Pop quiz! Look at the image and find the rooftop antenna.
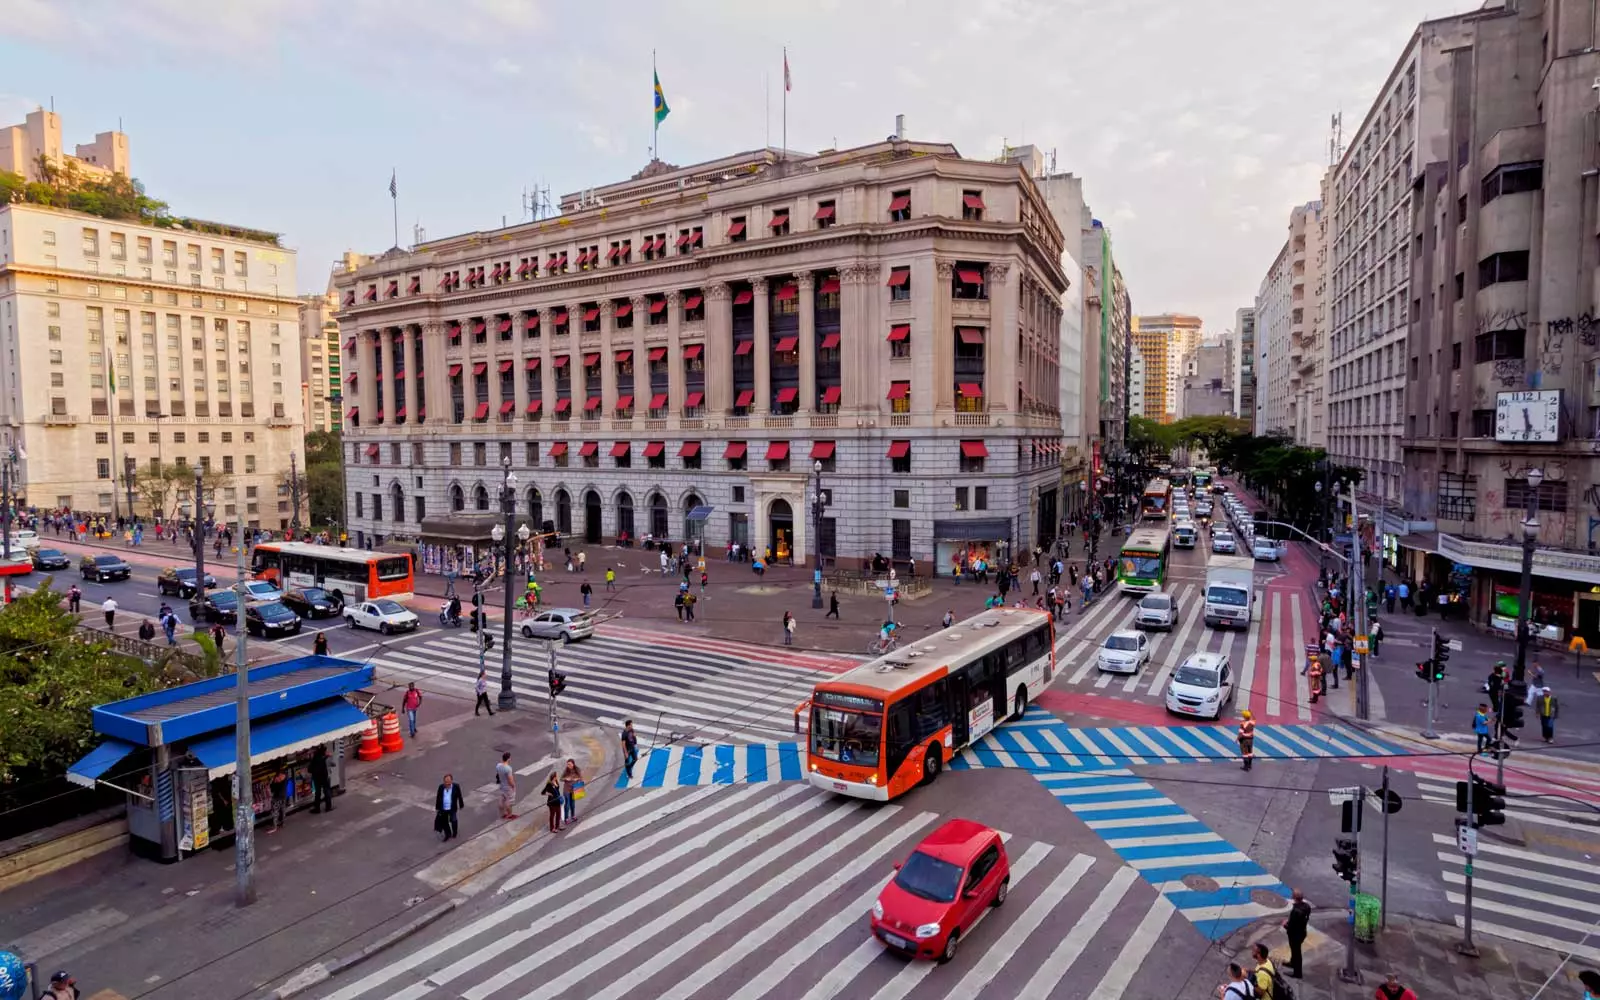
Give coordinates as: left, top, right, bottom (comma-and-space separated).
412, 222, 426, 246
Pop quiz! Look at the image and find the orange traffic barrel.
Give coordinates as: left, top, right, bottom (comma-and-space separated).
355, 719, 383, 761
379, 711, 404, 753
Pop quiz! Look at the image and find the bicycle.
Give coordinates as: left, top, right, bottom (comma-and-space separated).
867, 635, 901, 655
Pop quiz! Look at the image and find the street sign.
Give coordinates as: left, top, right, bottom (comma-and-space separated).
1355, 636, 1369, 654
1327, 785, 1361, 805
1457, 823, 1478, 856
1369, 788, 1403, 814
1448, 639, 1464, 652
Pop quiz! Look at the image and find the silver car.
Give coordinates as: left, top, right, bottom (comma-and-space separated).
520, 607, 596, 644
1134, 592, 1178, 630
1212, 531, 1237, 554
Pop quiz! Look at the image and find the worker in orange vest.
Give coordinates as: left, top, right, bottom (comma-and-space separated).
1238, 709, 1256, 771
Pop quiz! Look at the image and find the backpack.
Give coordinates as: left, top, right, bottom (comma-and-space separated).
1261, 962, 1295, 1000
1223, 983, 1254, 1000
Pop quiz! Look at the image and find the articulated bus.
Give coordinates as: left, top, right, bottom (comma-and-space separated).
804, 608, 1055, 801
1140, 478, 1173, 520
250, 542, 414, 603
1118, 527, 1172, 593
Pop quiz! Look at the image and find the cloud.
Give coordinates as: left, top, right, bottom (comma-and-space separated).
1146, 149, 1175, 168
491, 57, 522, 78
1231, 155, 1264, 180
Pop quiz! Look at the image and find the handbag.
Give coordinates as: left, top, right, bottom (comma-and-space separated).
572, 779, 586, 801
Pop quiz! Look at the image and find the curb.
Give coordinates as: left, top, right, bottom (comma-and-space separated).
266, 897, 461, 999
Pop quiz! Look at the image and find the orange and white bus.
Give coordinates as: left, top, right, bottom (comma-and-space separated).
804, 608, 1055, 801
250, 542, 414, 603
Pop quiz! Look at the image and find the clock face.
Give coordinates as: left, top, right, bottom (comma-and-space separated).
1495, 391, 1560, 443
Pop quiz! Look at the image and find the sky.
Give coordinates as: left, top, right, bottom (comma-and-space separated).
2, 0, 1453, 337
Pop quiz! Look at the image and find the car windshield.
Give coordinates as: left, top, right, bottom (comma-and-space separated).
1140, 596, 1172, 611
260, 603, 295, 620
1206, 586, 1249, 607
1174, 665, 1220, 688
893, 850, 964, 904
174, 568, 195, 580
1105, 635, 1140, 651
94, 556, 122, 565
373, 599, 406, 615
301, 588, 328, 601
37, 549, 62, 558
213, 591, 238, 607
809, 707, 881, 767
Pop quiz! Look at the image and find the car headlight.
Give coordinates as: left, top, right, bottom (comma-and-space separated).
873, 901, 884, 919
1203, 692, 1219, 703
915, 922, 942, 939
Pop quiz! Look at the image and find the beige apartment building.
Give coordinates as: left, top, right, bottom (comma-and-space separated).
0, 108, 128, 183
333, 140, 1070, 567
298, 289, 341, 433
0, 203, 306, 525
1255, 202, 1325, 445
1132, 313, 1201, 424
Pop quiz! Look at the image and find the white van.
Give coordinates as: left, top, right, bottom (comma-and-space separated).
1173, 524, 1198, 549
1165, 651, 1235, 720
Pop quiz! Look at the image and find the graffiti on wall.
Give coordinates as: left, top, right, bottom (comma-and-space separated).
1546, 313, 1598, 348
1539, 320, 1565, 376
1477, 309, 1528, 335
1492, 358, 1525, 388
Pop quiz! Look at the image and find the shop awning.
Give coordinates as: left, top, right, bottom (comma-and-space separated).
499, 360, 514, 373
448, 363, 462, 377
888, 194, 911, 212
615, 394, 634, 410
66, 737, 143, 789
583, 307, 600, 323
727, 221, 746, 238
961, 440, 989, 459
500, 400, 515, 414
887, 382, 910, 400
473, 362, 487, 375
774, 285, 797, 302
185, 699, 373, 779
473, 402, 490, 420
553, 355, 570, 368
525, 357, 540, 370
649, 298, 667, 315
683, 294, 702, 310
957, 382, 984, 398
498, 319, 512, 333
814, 204, 835, 221
584, 396, 601, 411
683, 344, 703, 360
526, 399, 542, 415
684, 391, 704, 407
554, 398, 571, 413
734, 341, 753, 356
649, 393, 668, 409
735, 389, 755, 407
886, 440, 911, 459
963, 193, 986, 210
579, 442, 599, 457
584, 353, 601, 366
887, 268, 910, 288
819, 277, 840, 295
733, 290, 753, 306
811, 441, 836, 460
820, 385, 841, 404
775, 387, 798, 404
819, 332, 841, 350
615, 349, 632, 363
887, 324, 910, 342
957, 269, 985, 285
769, 211, 790, 229
553, 309, 569, 325
766, 442, 790, 461
525, 313, 540, 330
679, 441, 701, 457
550, 442, 568, 456
724, 442, 747, 459
615, 302, 632, 319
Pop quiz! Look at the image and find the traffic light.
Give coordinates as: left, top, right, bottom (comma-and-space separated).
1502, 679, 1528, 737
1471, 774, 1506, 827
1416, 660, 1432, 681
1455, 780, 1470, 813
1332, 836, 1359, 883
548, 668, 567, 699
1431, 629, 1449, 679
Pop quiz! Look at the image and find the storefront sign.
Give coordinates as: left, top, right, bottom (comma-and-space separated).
1488, 614, 1565, 642
1437, 534, 1600, 585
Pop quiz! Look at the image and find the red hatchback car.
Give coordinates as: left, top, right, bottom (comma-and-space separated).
870, 818, 1010, 963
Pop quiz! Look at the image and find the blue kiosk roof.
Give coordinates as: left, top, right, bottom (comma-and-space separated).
185, 698, 371, 778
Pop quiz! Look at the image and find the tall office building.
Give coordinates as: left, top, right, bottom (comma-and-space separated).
1132, 313, 1202, 424
297, 289, 340, 433
1234, 306, 1257, 426
1255, 202, 1324, 443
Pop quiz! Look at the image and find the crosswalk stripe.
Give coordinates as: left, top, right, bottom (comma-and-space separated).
1021, 865, 1140, 996
1441, 871, 1591, 914
1090, 894, 1177, 998
1443, 890, 1600, 936
937, 853, 1096, 999
1452, 917, 1600, 964
1430, 832, 1600, 874
1435, 853, 1600, 895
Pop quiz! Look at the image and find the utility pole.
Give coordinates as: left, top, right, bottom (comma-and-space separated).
1341, 786, 1364, 984
192, 468, 208, 623
289, 451, 303, 536
232, 517, 256, 906
547, 642, 564, 757
1347, 481, 1370, 721
1458, 771, 1478, 956
124, 454, 137, 524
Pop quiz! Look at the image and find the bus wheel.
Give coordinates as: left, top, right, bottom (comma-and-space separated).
1012, 688, 1028, 721
921, 746, 942, 786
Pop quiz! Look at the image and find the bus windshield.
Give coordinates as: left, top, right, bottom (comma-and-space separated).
1121, 554, 1163, 579
810, 707, 882, 767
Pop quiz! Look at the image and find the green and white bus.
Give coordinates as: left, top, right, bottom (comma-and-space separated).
1118, 527, 1172, 593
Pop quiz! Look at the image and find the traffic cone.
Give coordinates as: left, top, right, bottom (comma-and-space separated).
379, 712, 404, 753
355, 719, 383, 761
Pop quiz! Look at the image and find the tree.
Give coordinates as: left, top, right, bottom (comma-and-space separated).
135, 463, 188, 522
1127, 415, 1179, 463
304, 429, 342, 467
198, 465, 232, 502
306, 462, 344, 528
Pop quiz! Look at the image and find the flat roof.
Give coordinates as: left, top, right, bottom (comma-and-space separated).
820, 608, 1051, 694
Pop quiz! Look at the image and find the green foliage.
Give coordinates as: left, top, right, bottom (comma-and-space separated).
301, 429, 344, 528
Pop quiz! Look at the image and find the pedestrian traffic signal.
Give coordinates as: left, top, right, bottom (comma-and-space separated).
1432, 629, 1449, 677
1502, 679, 1528, 736
1455, 780, 1470, 813
548, 668, 567, 698
1416, 660, 1432, 681
1471, 774, 1506, 827
1332, 836, 1359, 883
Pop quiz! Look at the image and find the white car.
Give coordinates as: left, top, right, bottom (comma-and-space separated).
1212, 532, 1237, 554
8, 529, 39, 550
240, 580, 284, 603
1252, 538, 1280, 561
1165, 651, 1235, 719
1097, 630, 1151, 674
345, 598, 420, 634
1134, 593, 1178, 630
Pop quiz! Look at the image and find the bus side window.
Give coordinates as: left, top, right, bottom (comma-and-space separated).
886, 704, 915, 775
913, 679, 950, 742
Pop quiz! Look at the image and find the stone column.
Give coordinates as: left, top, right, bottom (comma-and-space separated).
797, 273, 816, 412
599, 301, 617, 414
665, 291, 685, 414
357, 330, 378, 422
404, 326, 421, 422
838, 262, 877, 417
934, 259, 955, 411
631, 295, 649, 412
988, 263, 1012, 413
752, 277, 771, 415
420, 322, 448, 422
703, 283, 730, 411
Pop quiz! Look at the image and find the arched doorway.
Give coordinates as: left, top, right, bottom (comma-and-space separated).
583, 489, 602, 544
390, 484, 405, 524
617, 491, 635, 541
768, 498, 794, 563
473, 484, 489, 511
649, 491, 668, 538
682, 492, 703, 551
449, 485, 465, 512
555, 489, 572, 536
527, 488, 544, 532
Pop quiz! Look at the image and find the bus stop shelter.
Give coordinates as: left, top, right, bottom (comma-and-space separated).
65, 655, 376, 862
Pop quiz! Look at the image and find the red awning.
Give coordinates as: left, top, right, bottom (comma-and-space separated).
887, 269, 910, 287
886, 440, 911, 459
724, 442, 747, 459
649, 393, 668, 408
345, 372, 357, 383
814, 205, 835, 221
957, 269, 985, 285
553, 309, 569, 325
584, 396, 601, 411
673, 232, 689, 247
549, 442, 568, 456
684, 391, 704, 407
472, 320, 486, 333
408, 277, 421, 292
609, 442, 630, 458
735, 389, 754, 407
582, 307, 600, 323
553, 355, 569, 368
958, 327, 985, 345
733, 290, 753, 305
473, 402, 489, 420
734, 340, 753, 356
811, 441, 835, 459
818, 277, 840, 294
766, 442, 790, 461
498, 319, 512, 333
387, 280, 398, 294
726, 221, 746, 238
679, 441, 700, 458
525, 357, 540, 370
819, 332, 840, 350
888, 194, 911, 212
683, 294, 702, 310
374, 410, 384, 422
683, 344, 703, 359
960, 440, 988, 458
649, 298, 666, 315
448, 324, 462, 339
347, 407, 358, 419
525, 313, 540, 329
448, 363, 462, 376
365, 444, 379, 458
616, 394, 634, 410
820, 385, 841, 404
344, 337, 355, 351
526, 399, 542, 414
546, 256, 560, 270
887, 324, 910, 342
500, 400, 515, 414
957, 382, 984, 398
606, 246, 621, 262
583, 353, 600, 366
579, 442, 598, 457
558, 253, 568, 268
395, 406, 406, 418
774, 284, 797, 302
472, 362, 487, 375
963, 193, 986, 210
555, 398, 571, 412
775, 387, 798, 404
517, 263, 532, 278
653, 235, 668, 252
394, 369, 407, 379
769, 212, 789, 228
615, 302, 632, 319
499, 360, 514, 372
886, 382, 910, 400
575, 250, 591, 267
615, 349, 632, 363
648, 347, 666, 362
643, 441, 665, 458
774, 336, 798, 352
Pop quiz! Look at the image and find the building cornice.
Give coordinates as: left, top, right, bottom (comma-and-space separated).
0, 262, 305, 308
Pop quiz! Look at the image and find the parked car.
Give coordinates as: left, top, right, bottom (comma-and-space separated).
1165, 651, 1236, 720
345, 599, 419, 634
80, 553, 132, 582
870, 818, 1009, 964
1211, 531, 1237, 554
1252, 538, 1281, 562
1134, 592, 1178, 631
1097, 629, 1152, 674
157, 566, 218, 597
245, 601, 302, 638
190, 589, 240, 624
519, 607, 596, 644
280, 586, 343, 619
30, 547, 71, 571
239, 580, 284, 604
9, 529, 39, 550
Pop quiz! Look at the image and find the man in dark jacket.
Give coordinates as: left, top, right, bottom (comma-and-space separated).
1282, 887, 1312, 977
435, 773, 461, 840
308, 745, 333, 814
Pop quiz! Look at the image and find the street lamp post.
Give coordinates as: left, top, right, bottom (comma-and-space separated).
288, 451, 303, 536
191, 468, 211, 623
810, 460, 826, 609
124, 455, 137, 523
1497, 467, 1543, 785
491, 460, 525, 710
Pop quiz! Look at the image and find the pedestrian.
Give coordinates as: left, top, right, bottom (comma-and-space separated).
434, 773, 460, 840
605, 566, 617, 592
1308, 657, 1324, 704
268, 765, 290, 833
1473, 703, 1492, 754
1580, 970, 1600, 1000
312, 630, 329, 656
102, 596, 117, 629
674, 590, 685, 621
66, 584, 81, 612
543, 771, 563, 832
1282, 888, 1310, 977
1219, 963, 1252, 1000
577, 550, 586, 573
1237, 709, 1256, 771
210, 621, 227, 653
700, 569, 708, 597
1030, 567, 1041, 596
579, 581, 592, 607
783, 610, 795, 645
1384, 583, 1397, 614
621, 719, 639, 779
1374, 972, 1419, 1000
683, 591, 697, 622
475, 668, 495, 716
309, 744, 334, 813
401, 682, 422, 738
1398, 580, 1411, 612
561, 758, 584, 824
826, 592, 840, 619
1369, 618, 1383, 658
1530, 661, 1546, 688
495, 751, 517, 819
137, 618, 156, 641
1537, 686, 1559, 742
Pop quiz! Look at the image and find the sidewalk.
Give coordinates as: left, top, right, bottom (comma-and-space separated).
0, 682, 616, 1000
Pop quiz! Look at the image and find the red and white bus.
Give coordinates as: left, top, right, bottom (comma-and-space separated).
250, 542, 414, 603
804, 608, 1055, 801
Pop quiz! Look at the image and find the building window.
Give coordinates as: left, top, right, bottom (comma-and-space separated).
682, 444, 701, 471
952, 264, 987, 300
769, 208, 791, 237
727, 216, 747, 243
1453, 273, 1464, 301
961, 189, 985, 221
888, 267, 911, 301
1481, 162, 1543, 205
959, 441, 986, 473
888, 381, 910, 414
96, 458, 111, 479
1451, 343, 1462, 370
974, 486, 988, 511
888, 190, 911, 222
474, 442, 487, 466
954, 486, 968, 511
1473, 329, 1525, 364
1477, 251, 1530, 287
887, 324, 910, 359
814, 200, 836, 229
1504, 477, 1568, 514
893, 489, 910, 508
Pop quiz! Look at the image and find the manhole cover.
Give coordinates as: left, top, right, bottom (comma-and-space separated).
1182, 874, 1219, 893
1252, 888, 1290, 908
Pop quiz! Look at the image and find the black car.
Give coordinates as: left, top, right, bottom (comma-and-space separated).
245, 601, 302, 638
190, 589, 239, 624
80, 553, 132, 582
31, 547, 70, 570
280, 586, 343, 620
157, 566, 218, 597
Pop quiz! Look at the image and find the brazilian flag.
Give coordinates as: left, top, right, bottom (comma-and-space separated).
653, 70, 670, 125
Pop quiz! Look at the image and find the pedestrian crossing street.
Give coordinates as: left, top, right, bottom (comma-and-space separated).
1049, 580, 1320, 723
366, 626, 856, 745
1433, 832, 1600, 964
313, 784, 1203, 1000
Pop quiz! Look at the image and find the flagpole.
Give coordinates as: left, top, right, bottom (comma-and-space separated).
652, 49, 659, 161
781, 47, 788, 160
764, 73, 770, 148
391, 169, 399, 249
